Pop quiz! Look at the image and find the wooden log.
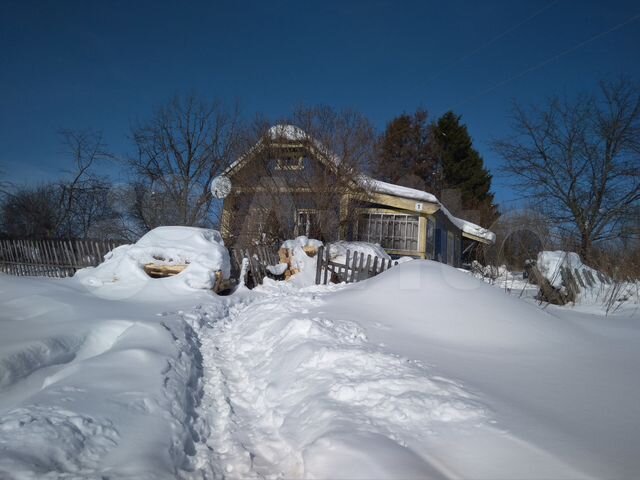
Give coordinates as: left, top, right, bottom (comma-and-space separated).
144, 263, 188, 278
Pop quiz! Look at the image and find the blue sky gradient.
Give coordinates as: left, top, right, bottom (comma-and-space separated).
1, 0, 639, 207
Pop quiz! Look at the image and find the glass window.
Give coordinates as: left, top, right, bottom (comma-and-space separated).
296, 210, 317, 236
356, 212, 420, 252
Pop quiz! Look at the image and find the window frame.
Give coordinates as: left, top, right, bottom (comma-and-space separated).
294, 208, 318, 237
355, 208, 422, 256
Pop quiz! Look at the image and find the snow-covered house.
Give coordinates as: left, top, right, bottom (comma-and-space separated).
220, 125, 495, 266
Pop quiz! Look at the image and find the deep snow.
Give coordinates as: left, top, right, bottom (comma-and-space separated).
1, 259, 639, 478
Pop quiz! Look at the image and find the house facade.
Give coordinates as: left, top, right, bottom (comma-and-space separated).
220, 125, 495, 267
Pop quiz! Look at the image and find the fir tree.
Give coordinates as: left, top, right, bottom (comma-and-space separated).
433, 111, 499, 226
373, 109, 438, 192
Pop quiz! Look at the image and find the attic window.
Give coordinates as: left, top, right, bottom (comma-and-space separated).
275, 153, 304, 170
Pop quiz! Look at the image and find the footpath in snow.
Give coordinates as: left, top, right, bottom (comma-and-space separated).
1, 256, 640, 478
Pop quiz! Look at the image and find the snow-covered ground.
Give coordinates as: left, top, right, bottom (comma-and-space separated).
1, 258, 639, 478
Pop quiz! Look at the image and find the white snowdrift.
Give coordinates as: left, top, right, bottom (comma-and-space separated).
75, 226, 230, 294
536, 251, 639, 307
0, 276, 221, 479
280, 235, 323, 250
328, 240, 390, 265
325, 260, 640, 478
199, 279, 488, 478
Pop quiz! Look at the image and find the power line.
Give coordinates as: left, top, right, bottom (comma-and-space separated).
425, 0, 559, 84
454, 12, 640, 108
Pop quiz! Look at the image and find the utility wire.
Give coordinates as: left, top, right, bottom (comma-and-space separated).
454, 11, 640, 108
425, 0, 559, 84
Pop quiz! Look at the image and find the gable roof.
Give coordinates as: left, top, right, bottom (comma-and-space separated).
223, 124, 341, 179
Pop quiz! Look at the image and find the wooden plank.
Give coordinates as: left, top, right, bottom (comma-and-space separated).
356, 252, 365, 282
44, 240, 56, 277
144, 263, 187, 277
343, 250, 351, 283
372, 256, 379, 276
45, 240, 60, 277
76, 240, 87, 267
349, 251, 358, 283
363, 254, 372, 281
323, 244, 330, 285
17, 240, 27, 276
315, 245, 324, 285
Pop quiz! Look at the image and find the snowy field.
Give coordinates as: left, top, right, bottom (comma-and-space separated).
1, 258, 640, 478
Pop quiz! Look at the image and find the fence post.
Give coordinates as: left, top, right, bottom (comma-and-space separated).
315, 245, 324, 285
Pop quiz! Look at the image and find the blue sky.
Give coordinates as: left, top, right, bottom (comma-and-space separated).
1, 0, 639, 207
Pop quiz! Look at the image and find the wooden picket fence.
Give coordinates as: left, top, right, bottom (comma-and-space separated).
0, 238, 125, 278
229, 245, 281, 288
315, 244, 395, 285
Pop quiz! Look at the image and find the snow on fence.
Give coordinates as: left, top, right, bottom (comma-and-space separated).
314, 244, 395, 285
0, 238, 125, 278
229, 245, 280, 287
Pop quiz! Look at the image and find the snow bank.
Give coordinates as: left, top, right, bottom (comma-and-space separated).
0, 275, 220, 479
200, 280, 488, 477
288, 245, 319, 287
328, 241, 390, 265
280, 235, 323, 250
537, 251, 589, 289
75, 226, 230, 293
535, 250, 637, 306
324, 260, 640, 478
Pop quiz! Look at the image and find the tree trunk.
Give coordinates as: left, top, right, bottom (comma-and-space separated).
580, 234, 592, 262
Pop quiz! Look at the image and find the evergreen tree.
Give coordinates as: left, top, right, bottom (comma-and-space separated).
373, 109, 438, 192
433, 111, 499, 226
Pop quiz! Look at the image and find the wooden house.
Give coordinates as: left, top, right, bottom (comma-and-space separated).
220, 125, 495, 267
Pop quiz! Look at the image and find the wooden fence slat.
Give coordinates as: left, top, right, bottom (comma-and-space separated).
348, 251, 357, 283
17, 240, 26, 276
356, 252, 365, 282
363, 254, 372, 281
315, 245, 324, 285
344, 250, 351, 283
323, 244, 330, 285
372, 256, 379, 276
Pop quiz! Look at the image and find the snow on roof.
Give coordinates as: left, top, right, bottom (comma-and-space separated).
363, 177, 438, 203
439, 202, 496, 243
363, 175, 496, 243
267, 124, 308, 141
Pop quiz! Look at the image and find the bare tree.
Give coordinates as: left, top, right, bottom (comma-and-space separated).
1, 184, 61, 238
57, 129, 116, 238
494, 78, 640, 261
128, 94, 242, 230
